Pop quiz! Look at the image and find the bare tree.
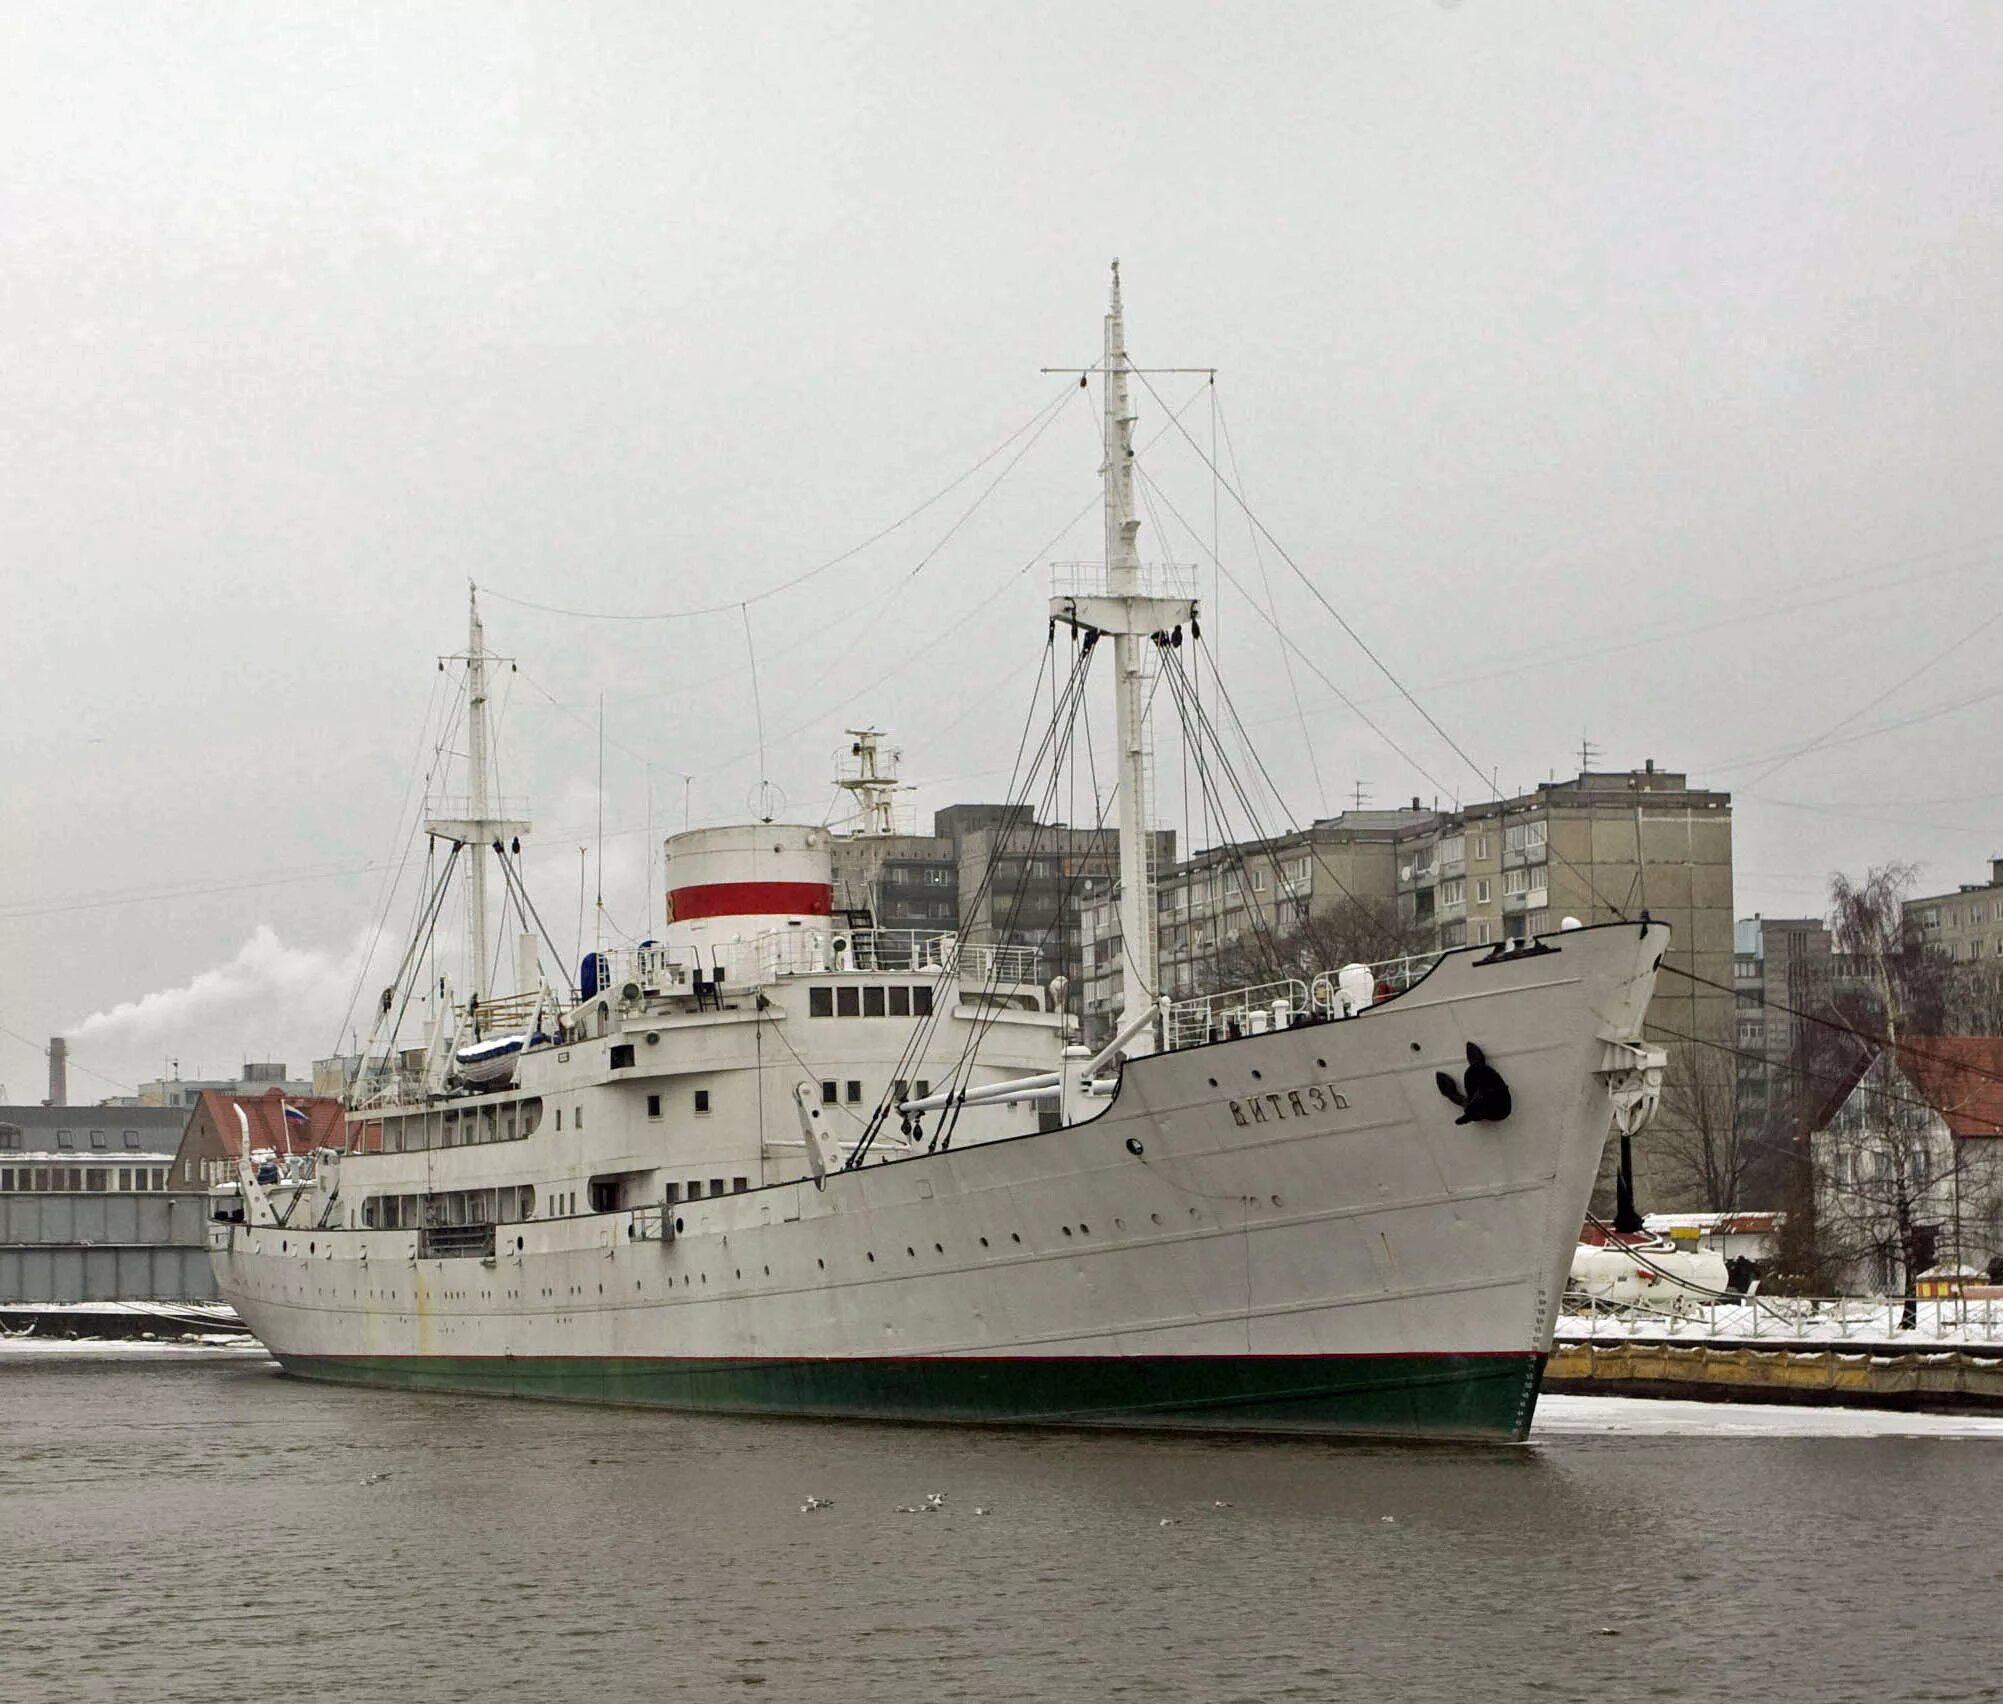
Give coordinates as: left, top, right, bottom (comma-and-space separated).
1651, 1045, 1760, 1212
1814, 865, 1953, 1321
1198, 898, 1426, 997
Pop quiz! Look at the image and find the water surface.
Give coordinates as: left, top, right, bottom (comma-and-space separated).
6, 1350, 2000, 1704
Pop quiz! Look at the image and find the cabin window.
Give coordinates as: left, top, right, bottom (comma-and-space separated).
646, 1094, 662, 1119
863, 987, 886, 1017
709, 1178, 725, 1198
575, 1106, 584, 1129
809, 987, 834, 1017
555, 1110, 562, 1132
913, 987, 934, 1017
846, 1081, 863, 1103
694, 1090, 710, 1114
521, 1098, 543, 1136
610, 1043, 635, 1070
664, 1182, 681, 1203
732, 1177, 748, 1193
820, 1081, 838, 1106
916, 1080, 930, 1098
836, 986, 860, 1017
687, 1180, 704, 1200
889, 987, 910, 1017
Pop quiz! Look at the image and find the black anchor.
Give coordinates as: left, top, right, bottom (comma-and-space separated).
1436, 1041, 1512, 1126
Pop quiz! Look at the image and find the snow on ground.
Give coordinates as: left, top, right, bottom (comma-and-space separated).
1535, 1393, 2003, 1439
0, 1336, 266, 1360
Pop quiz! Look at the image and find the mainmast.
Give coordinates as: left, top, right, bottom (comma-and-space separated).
1051, 263, 1196, 1055
428, 585, 530, 1008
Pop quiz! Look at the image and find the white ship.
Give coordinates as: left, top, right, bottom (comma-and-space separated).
210, 271, 1669, 1439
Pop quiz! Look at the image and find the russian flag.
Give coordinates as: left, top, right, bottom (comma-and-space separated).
282, 1102, 308, 1124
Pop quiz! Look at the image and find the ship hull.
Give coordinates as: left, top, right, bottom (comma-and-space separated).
269, 1349, 1543, 1439
215, 923, 1666, 1442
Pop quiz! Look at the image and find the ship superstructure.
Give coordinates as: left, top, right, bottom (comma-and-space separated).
210, 271, 1668, 1439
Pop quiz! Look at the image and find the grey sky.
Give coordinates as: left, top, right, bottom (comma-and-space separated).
4, 3, 2001, 1097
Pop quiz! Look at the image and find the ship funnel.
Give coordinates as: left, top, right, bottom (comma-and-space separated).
663, 824, 834, 952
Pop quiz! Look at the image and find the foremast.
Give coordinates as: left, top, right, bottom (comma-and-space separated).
427, 585, 531, 1008
1051, 262, 1195, 1055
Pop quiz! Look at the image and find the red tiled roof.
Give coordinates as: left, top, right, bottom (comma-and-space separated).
1896, 1038, 2003, 1139
195, 1088, 345, 1156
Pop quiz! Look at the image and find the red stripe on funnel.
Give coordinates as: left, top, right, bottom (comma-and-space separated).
668, 881, 832, 922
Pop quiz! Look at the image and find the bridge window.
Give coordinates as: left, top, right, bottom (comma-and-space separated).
610, 1043, 635, 1070
846, 1081, 862, 1103
836, 986, 860, 1017
889, 987, 911, 1017
913, 987, 934, 1017
694, 1090, 710, 1114
820, 1081, 838, 1106
646, 1094, 662, 1119
732, 1177, 748, 1193
863, 987, 886, 1017
809, 987, 834, 1017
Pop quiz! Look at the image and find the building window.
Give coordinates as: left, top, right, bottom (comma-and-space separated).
1438, 879, 1465, 907
89, 1130, 106, 1149
836, 986, 860, 1017
124, 1132, 139, 1149
57, 1130, 74, 1150
863, 986, 886, 1017
117, 1168, 130, 1190
1471, 836, 1489, 861
809, 987, 834, 1017
694, 1090, 710, 1114
1473, 921, 1491, 945
646, 1094, 662, 1119
1475, 879, 1491, 905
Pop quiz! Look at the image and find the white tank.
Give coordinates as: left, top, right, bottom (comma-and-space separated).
1335, 963, 1374, 1017
1569, 1239, 1729, 1312
663, 824, 834, 952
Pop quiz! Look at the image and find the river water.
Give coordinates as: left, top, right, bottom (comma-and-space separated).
6, 1347, 2002, 1704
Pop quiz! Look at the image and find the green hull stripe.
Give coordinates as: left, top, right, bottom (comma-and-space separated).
273, 1351, 1548, 1441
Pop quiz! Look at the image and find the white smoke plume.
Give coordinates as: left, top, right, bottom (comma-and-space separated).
67, 925, 374, 1083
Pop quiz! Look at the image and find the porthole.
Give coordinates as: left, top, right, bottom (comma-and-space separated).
1061, 1226, 1073, 1237
867, 1252, 876, 1262
1316, 1058, 1327, 1069
1409, 1042, 1422, 1053
1125, 1137, 1144, 1156
979, 1237, 989, 1248
933, 1242, 943, 1254
1114, 1217, 1125, 1230
1207, 1077, 1218, 1088
1079, 1223, 1090, 1234
1271, 1194, 1283, 1207
907, 1247, 916, 1258
763, 1265, 770, 1276
1250, 1069, 1262, 1081
1010, 1233, 1021, 1244
817, 1258, 825, 1270
735, 1268, 741, 1279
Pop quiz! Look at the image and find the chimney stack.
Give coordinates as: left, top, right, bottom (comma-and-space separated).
47, 1036, 67, 1107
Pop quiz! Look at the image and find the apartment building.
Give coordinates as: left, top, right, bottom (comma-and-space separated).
1907, 859, 2003, 966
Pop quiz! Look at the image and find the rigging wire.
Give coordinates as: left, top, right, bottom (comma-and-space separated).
1213, 389, 1327, 816
481, 380, 1082, 624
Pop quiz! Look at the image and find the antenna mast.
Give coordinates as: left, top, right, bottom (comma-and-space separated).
838, 728, 905, 836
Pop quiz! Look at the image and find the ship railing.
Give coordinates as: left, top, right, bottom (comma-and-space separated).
1556, 1290, 2003, 1346
1165, 979, 1311, 1050
754, 928, 1039, 986
1049, 561, 1199, 601
346, 1060, 433, 1113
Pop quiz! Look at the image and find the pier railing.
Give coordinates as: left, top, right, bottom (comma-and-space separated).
1556, 1291, 2003, 1348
